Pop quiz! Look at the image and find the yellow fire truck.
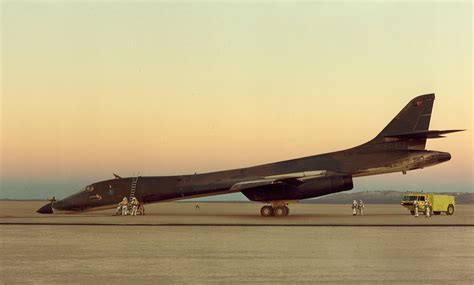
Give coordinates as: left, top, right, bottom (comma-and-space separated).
401, 193, 455, 215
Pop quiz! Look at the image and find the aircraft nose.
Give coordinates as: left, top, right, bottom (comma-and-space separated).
37, 203, 53, 214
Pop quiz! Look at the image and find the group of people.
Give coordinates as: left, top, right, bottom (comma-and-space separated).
413, 199, 431, 218
352, 200, 365, 215
115, 197, 145, 216
350, 198, 432, 218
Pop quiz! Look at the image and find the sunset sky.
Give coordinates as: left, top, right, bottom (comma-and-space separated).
1, 2, 472, 199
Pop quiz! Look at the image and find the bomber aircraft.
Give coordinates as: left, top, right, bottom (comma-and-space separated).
38, 94, 463, 217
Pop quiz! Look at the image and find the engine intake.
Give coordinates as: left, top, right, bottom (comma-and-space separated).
241, 175, 353, 202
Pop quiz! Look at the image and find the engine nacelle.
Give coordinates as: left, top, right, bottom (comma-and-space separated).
241, 175, 353, 202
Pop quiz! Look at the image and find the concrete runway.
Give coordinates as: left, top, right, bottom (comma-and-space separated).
1, 201, 474, 225
1, 201, 473, 284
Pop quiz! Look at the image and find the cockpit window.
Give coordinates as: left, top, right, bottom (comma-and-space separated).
84, 186, 94, 192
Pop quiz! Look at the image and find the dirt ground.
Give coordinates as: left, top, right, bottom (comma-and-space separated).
1, 201, 473, 225
1, 225, 473, 284
0, 201, 473, 283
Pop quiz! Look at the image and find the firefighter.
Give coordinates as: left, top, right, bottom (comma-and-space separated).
119, 197, 129, 216
424, 200, 431, 218
352, 200, 358, 215
138, 204, 145, 215
114, 203, 121, 216
357, 200, 365, 215
413, 199, 419, 217
131, 197, 139, 216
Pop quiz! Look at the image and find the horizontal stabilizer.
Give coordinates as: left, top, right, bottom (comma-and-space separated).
385, 129, 465, 140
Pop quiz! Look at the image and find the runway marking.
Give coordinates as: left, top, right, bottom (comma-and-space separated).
1, 223, 473, 227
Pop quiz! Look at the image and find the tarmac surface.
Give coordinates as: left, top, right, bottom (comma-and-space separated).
1, 201, 473, 284
1, 201, 473, 225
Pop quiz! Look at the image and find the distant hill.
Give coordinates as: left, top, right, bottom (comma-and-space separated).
302, 191, 474, 204
2, 191, 473, 204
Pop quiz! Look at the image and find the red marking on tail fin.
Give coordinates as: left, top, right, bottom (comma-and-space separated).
414, 100, 424, 107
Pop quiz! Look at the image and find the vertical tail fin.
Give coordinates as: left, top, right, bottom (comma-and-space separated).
378, 94, 435, 137
368, 94, 435, 149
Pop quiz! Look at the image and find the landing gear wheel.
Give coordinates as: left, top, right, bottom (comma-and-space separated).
410, 211, 415, 215
446, 205, 454, 215
260, 206, 274, 217
283, 206, 290, 216
273, 206, 287, 217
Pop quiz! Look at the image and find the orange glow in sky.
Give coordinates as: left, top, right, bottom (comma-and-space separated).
1, 2, 472, 198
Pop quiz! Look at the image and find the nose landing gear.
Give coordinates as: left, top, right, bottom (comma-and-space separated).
260, 202, 290, 217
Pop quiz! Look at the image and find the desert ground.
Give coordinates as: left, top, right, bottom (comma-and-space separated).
1, 201, 473, 284
1, 201, 473, 225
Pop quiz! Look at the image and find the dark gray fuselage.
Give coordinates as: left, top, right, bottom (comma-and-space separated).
48, 143, 450, 213
36, 93, 458, 214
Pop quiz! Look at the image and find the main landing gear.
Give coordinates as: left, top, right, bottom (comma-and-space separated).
260, 202, 290, 217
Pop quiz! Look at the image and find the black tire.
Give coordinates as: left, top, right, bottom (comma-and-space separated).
433, 211, 441, 215
410, 211, 415, 215
283, 206, 290, 216
260, 206, 273, 217
273, 206, 286, 217
446, 204, 454, 215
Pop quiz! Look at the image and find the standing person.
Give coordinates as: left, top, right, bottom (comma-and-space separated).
413, 199, 419, 217
424, 200, 431, 218
195, 202, 200, 210
352, 200, 358, 215
114, 202, 122, 216
138, 204, 145, 215
131, 197, 139, 216
120, 197, 129, 216
358, 200, 365, 215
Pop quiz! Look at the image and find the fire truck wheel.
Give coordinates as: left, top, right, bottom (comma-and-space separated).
446, 205, 454, 215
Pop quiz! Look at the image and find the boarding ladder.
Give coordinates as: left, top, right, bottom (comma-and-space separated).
128, 176, 139, 213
